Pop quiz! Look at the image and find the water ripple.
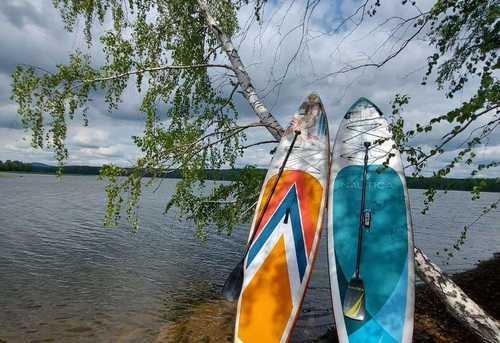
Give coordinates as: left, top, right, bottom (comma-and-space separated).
0, 174, 498, 342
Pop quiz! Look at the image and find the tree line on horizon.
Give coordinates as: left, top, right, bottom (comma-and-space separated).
1, 160, 498, 193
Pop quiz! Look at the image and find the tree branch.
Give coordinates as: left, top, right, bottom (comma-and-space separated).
159, 122, 276, 163
241, 140, 279, 149
312, 16, 428, 83
411, 106, 498, 171
82, 63, 234, 83
197, 0, 284, 141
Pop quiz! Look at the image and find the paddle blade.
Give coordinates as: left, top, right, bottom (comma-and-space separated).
343, 277, 366, 321
222, 259, 244, 301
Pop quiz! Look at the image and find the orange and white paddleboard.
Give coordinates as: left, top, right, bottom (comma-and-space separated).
234, 94, 330, 343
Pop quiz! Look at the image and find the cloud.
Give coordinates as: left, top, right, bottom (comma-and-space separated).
0, 103, 22, 129
0, 2, 75, 75
0, 0, 497, 177
74, 144, 135, 164
233, 0, 498, 177
0, 1, 50, 31
0, 128, 53, 164
70, 127, 111, 148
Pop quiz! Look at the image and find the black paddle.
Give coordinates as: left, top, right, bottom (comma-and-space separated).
343, 141, 371, 321
222, 130, 301, 301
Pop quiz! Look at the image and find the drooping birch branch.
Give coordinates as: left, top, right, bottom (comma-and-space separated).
82, 63, 234, 83
197, 0, 284, 141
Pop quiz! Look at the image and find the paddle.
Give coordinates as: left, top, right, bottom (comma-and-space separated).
222, 130, 301, 301
343, 141, 371, 321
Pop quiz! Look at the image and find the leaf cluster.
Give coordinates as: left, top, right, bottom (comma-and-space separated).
387, 0, 499, 252
11, 0, 265, 232
390, 0, 499, 190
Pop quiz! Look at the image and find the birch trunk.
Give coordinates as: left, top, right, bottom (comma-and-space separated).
198, 2, 500, 342
415, 248, 500, 342
197, 0, 283, 141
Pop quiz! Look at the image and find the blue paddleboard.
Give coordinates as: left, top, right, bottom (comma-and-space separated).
328, 98, 415, 342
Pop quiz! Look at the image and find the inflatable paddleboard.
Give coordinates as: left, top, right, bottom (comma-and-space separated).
328, 98, 415, 342
234, 94, 330, 343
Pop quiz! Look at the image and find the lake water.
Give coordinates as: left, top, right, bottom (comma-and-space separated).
0, 173, 498, 342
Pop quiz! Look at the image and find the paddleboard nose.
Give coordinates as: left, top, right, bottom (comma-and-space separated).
345, 97, 382, 118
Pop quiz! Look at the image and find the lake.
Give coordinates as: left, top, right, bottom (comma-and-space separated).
0, 173, 498, 342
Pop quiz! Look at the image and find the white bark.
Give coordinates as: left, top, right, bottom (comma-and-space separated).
415, 248, 500, 343
197, 0, 284, 141
197, 2, 500, 341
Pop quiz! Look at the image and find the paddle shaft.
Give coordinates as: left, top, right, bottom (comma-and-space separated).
244, 130, 301, 253
222, 130, 301, 300
354, 142, 370, 279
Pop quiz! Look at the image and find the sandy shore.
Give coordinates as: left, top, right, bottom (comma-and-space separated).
157, 254, 500, 342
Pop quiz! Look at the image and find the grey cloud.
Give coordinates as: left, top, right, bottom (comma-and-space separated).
0, 72, 23, 129
0, 73, 13, 102
0, 103, 22, 129
234, 0, 496, 177
0, 3, 75, 76
0, 1, 50, 31
0, 0, 496, 178
88, 84, 166, 122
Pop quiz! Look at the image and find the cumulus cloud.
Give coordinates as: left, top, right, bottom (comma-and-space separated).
70, 127, 111, 148
233, 0, 498, 176
0, 1, 49, 31
0, 0, 497, 177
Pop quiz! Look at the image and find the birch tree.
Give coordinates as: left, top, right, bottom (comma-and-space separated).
10, 0, 499, 341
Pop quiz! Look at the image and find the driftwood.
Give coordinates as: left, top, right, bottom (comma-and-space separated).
197, 2, 500, 342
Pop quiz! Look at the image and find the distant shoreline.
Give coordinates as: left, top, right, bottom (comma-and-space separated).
0, 161, 498, 192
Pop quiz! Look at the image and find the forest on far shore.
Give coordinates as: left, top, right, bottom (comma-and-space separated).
1, 160, 498, 192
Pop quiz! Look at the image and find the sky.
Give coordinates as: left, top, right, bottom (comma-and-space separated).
0, 0, 497, 177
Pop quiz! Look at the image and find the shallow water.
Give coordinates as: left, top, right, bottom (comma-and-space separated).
0, 173, 498, 342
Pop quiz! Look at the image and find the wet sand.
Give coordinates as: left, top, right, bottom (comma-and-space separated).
156, 300, 236, 343
157, 254, 499, 342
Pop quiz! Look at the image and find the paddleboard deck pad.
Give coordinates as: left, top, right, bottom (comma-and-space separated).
328, 98, 415, 342
234, 95, 330, 343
